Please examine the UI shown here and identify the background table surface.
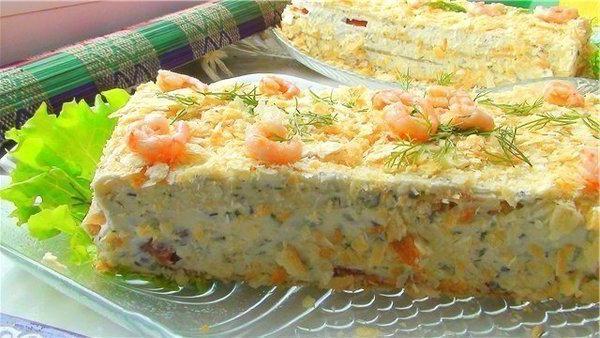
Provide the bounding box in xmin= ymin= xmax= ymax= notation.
xmin=0 ymin=51 xmax=335 ymax=337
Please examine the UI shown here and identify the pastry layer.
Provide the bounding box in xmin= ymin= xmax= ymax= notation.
xmin=279 ymin=0 xmax=593 ymax=88
xmin=85 ymin=76 xmax=599 ymax=302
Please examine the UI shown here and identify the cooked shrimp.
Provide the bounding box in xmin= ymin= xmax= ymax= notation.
xmin=581 ymin=147 xmax=599 ymax=192
xmin=448 ymin=91 xmax=475 ymax=107
xmin=384 ymin=99 xmax=439 ymax=142
xmin=543 ymin=80 xmax=585 ymax=107
xmin=447 ymin=91 xmax=495 ymax=132
xmin=259 ymin=76 xmax=300 ymax=99
xmin=448 ymin=104 xmax=495 ymax=132
xmin=467 ymin=2 xmax=506 ymax=16
xmin=245 ymin=118 xmax=303 ymax=165
xmin=156 ymin=70 xmax=207 ymax=93
xmin=372 ymin=89 xmax=414 ymax=110
xmin=534 ymin=6 xmax=578 ymax=24
xmin=127 ymin=115 xmax=190 ymax=165
xmin=426 ymin=85 xmax=454 ymax=109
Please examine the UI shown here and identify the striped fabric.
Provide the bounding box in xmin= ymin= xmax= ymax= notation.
xmin=0 ymin=0 xmax=287 ymax=142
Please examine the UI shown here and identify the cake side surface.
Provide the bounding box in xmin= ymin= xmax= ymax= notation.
xmin=279 ymin=0 xmax=592 ymax=88
xmin=85 ymin=73 xmax=599 ymax=302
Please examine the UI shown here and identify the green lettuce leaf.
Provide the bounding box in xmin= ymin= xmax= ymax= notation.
xmin=28 ymin=205 xmax=97 ymax=264
xmin=591 ymin=43 xmax=600 ymax=79
xmin=0 ymin=89 xmax=130 ymax=263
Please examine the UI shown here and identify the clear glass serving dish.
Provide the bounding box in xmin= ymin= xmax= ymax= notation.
xmin=1 ymin=73 xmax=599 ymax=337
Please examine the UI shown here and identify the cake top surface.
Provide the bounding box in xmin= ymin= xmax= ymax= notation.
xmin=95 ymin=72 xmax=599 ymax=204
xmin=290 ymin=0 xmax=590 ymax=32
xmin=281 ymin=1 xmax=593 ymax=88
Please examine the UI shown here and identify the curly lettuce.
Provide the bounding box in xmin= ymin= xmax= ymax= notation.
xmin=0 ymin=89 xmax=129 ymax=263
xmin=591 ymin=43 xmax=600 ymax=79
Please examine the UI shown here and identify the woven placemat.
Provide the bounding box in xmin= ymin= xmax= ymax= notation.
xmin=0 ymin=0 xmax=287 ymax=140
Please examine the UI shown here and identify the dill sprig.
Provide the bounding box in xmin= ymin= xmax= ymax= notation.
xmin=279 ymin=98 xmax=338 ymax=138
xmin=425 ymin=1 xmax=466 ymax=13
xmin=473 ymin=88 xmax=493 ymax=102
xmin=385 ymin=123 xmax=531 ymax=169
xmin=309 ymin=89 xmax=337 ymax=106
xmin=485 ymin=126 xmax=532 ymax=166
xmin=236 ymin=87 xmax=260 ymax=115
xmin=159 ymin=93 xmax=201 ymax=124
xmin=385 ymin=141 xmax=427 ymax=168
xmin=309 ymin=88 xmax=364 ymax=109
xmin=385 ymin=122 xmax=474 ymax=169
xmin=171 ymin=107 xmax=190 ymax=124
xmin=342 ymin=88 xmax=362 ymax=108
xmin=436 ymin=72 xmax=455 ymax=86
xmin=520 ymin=111 xmax=600 ymax=138
xmin=394 ymin=70 xmax=413 ymax=90
xmin=478 ymin=97 xmax=543 ymax=116
xmin=160 ymin=83 xmax=261 ymax=122
xmin=433 ymin=121 xmax=493 ymax=140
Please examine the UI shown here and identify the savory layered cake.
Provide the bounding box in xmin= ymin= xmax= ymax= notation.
xmin=279 ymin=0 xmax=594 ymax=88
xmin=84 ymin=70 xmax=599 ymax=302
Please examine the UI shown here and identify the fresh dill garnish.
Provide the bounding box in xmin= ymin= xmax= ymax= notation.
xmin=394 ymin=70 xmax=413 ymax=90
xmin=485 ymin=126 xmax=532 ymax=166
xmin=159 ymin=93 xmax=201 ymax=124
xmin=478 ymin=97 xmax=544 ymax=116
xmin=279 ymin=98 xmax=338 ymax=138
xmin=425 ymin=1 xmax=466 ymax=13
xmin=171 ymin=107 xmax=190 ymax=124
xmin=342 ymin=88 xmax=362 ymax=108
xmin=434 ymin=138 xmax=456 ymax=160
xmin=473 ymin=88 xmax=493 ymax=102
xmin=160 ymin=83 xmax=261 ymax=122
xmin=434 ymin=121 xmax=493 ymax=140
xmin=520 ymin=111 xmax=600 ymax=138
xmin=385 ymin=122 xmax=477 ymax=168
xmin=237 ymin=86 xmax=260 ymax=115
xmin=409 ymin=105 xmax=434 ymax=133
xmin=436 ymin=72 xmax=455 ymax=86
xmin=309 ymin=89 xmax=337 ymax=106
xmin=385 ymin=141 xmax=426 ymax=168
xmin=309 ymin=88 xmax=363 ymax=109
xmin=385 ymin=123 xmax=531 ymax=169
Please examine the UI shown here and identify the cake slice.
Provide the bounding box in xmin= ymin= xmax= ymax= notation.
xmin=84 ymin=71 xmax=599 ymax=302
xmin=279 ymin=0 xmax=594 ymax=88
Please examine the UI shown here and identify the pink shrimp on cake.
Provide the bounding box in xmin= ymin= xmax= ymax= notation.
xmin=259 ymin=76 xmax=301 ymax=99
xmin=127 ymin=115 xmax=191 ymax=165
xmin=245 ymin=117 xmax=303 ymax=165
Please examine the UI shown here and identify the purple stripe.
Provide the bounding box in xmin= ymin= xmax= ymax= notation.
xmin=159 ymin=45 xmax=195 ymax=70
xmin=48 ymin=82 xmax=99 ymax=113
xmin=236 ymin=16 xmax=266 ymax=39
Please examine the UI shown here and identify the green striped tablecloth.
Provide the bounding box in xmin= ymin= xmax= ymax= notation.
xmin=0 ymin=0 xmax=287 ymax=142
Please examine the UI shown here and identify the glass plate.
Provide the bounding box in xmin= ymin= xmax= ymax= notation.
xmin=1 ymin=74 xmax=598 ymax=337
xmin=271 ymin=28 xmax=600 ymax=93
